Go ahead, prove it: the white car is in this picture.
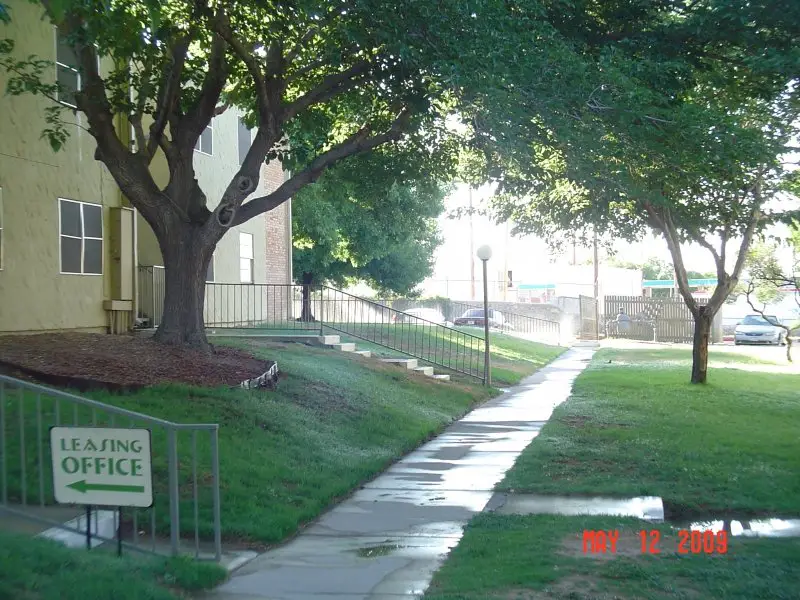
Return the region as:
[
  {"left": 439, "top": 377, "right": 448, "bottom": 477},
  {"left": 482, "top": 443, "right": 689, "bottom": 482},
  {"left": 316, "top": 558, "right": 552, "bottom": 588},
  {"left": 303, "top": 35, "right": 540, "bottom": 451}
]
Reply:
[
  {"left": 393, "top": 307, "right": 449, "bottom": 326},
  {"left": 734, "top": 314, "right": 786, "bottom": 346}
]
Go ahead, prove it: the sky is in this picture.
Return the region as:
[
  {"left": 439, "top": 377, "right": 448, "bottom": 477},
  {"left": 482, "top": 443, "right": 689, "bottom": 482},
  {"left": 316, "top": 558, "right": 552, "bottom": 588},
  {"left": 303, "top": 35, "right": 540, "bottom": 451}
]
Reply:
[{"left": 431, "top": 182, "right": 799, "bottom": 283}]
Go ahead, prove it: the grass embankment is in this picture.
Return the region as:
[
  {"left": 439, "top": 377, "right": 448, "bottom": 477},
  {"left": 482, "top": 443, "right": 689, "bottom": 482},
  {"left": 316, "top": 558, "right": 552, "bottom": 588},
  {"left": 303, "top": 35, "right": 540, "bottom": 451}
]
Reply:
[
  {"left": 5, "top": 339, "right": 517, "bottom": 546},
  {"left": 214, "top": 324, "right": 563, "bottom": 385},
  {"left": 0, "top": 530, "right": 226, "bottom": 600},
  {"left": 499, "top": 347, "right": 800, "bottom": 516},
  {"left": 425, "top": 347, "right": 800, "bottom": 600}
]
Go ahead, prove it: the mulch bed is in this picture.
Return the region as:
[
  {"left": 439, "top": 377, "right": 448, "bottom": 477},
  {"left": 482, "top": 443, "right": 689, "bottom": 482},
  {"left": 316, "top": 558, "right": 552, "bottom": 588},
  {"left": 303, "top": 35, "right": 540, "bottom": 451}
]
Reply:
[{"left": 0, "top": 333, "right": 272, "bottom": 390}]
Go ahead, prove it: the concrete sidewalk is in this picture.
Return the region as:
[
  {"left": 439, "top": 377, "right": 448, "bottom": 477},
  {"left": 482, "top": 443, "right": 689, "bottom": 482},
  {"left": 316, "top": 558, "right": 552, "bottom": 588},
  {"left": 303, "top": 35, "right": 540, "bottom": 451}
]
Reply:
[{"left": 204, "top": 347, "right": 594, "bottom": 600}]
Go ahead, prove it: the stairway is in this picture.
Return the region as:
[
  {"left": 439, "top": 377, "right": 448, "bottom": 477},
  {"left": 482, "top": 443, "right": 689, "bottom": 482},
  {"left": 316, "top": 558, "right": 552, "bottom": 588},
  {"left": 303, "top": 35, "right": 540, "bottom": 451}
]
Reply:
[{"left": 318, "top": 335, "right": 452, "bottom": 381}]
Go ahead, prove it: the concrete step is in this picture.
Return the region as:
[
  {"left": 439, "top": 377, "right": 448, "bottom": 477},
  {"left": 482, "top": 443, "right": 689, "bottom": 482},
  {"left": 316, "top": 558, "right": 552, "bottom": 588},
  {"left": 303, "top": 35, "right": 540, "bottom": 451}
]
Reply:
[
  {"left": 380, "top": 358, "right": 419, "bottom": 369},
  {"left": 353, "top": 350, "right": 372, "bottom": 358},
  {"left": 432, "top": 374, "right": 451, "bottom": 381},
  {"left": 318, "top": 335, "right": 341, "bottom": 345},
  {"left": 328, "top": 342, "right": 356, "bottom": 352},
  {"left": 413, "top": 366, "right": 435, "bottom": 376}
]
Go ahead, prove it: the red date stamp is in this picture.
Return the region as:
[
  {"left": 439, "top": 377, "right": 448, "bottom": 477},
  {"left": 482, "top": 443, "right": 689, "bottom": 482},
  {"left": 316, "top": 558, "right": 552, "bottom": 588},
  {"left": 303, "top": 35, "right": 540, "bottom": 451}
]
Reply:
[{"left": 582, "top": 529, "right": 728, "bottom": 555}]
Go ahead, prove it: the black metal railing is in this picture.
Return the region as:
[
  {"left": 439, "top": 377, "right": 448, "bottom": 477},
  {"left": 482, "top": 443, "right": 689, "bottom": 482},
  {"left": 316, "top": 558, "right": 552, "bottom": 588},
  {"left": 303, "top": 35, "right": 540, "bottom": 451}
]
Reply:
[
  {"left": 204, "top": 283, "right": 319, "bottom": 331},
  {"left": 137, "top": 280, "right": 489, "bottom": 380},
  {"left": 379, "top": 297, "right": 561, "bottom": 343},
  {"left": 318, "top": 286, "right": 486, "bottom": 380}
]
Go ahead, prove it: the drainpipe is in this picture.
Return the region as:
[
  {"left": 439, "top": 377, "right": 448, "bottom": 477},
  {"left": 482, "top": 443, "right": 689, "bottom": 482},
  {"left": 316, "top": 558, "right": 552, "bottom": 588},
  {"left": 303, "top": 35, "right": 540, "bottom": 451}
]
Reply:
[{"left": 132, "top": 207, "right": 139, "bottom": 323}]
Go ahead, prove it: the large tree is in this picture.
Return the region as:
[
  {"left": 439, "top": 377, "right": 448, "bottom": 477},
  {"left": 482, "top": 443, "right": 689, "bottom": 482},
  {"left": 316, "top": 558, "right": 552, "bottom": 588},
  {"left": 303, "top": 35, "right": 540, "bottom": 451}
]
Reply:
[
  {"left": 292, "top": 148, "right": 449, "bottom": 319},
  {"left": 461, "top": 0, "right": 800, "bottom": 383},
  {"left": 0, "top": 0, "right": 501, "bottom": 350}
]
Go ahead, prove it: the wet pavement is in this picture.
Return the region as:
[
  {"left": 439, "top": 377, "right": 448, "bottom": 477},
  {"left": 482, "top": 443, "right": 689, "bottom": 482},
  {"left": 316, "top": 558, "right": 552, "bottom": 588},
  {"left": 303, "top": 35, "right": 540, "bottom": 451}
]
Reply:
[{"left": 203, "top": 346, "right": 595, "bottom": 600}]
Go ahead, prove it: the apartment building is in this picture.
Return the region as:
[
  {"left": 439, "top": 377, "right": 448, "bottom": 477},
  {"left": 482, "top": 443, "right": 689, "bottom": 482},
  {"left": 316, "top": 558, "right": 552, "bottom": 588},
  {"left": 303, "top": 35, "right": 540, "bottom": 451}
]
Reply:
[{"left": 0, "top": 2, "right": 292, "bottom": 335}]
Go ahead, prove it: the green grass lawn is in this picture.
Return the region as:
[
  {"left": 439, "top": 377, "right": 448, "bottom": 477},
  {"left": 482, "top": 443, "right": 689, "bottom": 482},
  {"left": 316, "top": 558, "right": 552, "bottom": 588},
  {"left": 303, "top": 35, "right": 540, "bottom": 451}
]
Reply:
[
  {"left": 0, "top": 530, "right": 227, "bottom": 600},
  {"left": 615, "top": 345, "right": 783, "bottom": 366},
  {"left": 425, "top": 346, "right": 800, "bottom": 600},
  {"left": 6, "top": 339, "right": 540, "bottom": 546},
  {"left": 499, "top": 347, "right": 800, "bottom": 517},
  {"left": 424, "top": 514, "right": 800, "bottom": 600}
]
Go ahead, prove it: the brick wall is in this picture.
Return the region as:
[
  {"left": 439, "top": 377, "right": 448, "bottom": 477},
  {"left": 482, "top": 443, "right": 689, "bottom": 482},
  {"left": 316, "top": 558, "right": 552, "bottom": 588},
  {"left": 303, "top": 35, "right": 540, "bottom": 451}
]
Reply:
[{"left": 261, "top": 160, "right": 293, "bottom": 322}]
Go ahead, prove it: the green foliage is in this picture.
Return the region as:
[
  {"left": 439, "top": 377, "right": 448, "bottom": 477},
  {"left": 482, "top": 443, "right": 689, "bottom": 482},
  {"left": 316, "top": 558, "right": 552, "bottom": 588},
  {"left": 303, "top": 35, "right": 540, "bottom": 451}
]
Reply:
[
  {"left": 459, "top": 0, "right": 800, "bottom": 296},
  {"left": 292, "top": 147, "right": 451, "bottom": 295}
]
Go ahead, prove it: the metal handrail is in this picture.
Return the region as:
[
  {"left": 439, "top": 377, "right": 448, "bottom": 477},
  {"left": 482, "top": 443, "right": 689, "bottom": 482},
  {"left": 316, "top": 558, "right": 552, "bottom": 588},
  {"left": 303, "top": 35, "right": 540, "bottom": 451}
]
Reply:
[
  {"left": 319, "top": 285, "right": 486, "bottom": 380},
  {"left": 0, "top": 376, "right": 218, "bottom": 430},
  {"left": 322, "top": 287, "right": 485, "bottom": 342}
]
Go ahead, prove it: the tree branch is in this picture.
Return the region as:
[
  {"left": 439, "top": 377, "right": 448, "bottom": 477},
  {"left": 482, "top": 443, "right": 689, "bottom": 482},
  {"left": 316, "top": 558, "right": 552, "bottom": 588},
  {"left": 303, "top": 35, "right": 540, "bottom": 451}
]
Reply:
[
  {"left": 645, "top": 203, "right": 699, "bottom": 316},
  {"left": 284, "top": 3, "right": 349, "bottom": 66},
  {"left": 41, "top": 3, "right": 163, "bottom": 219},
  {"left": 212, "top": 10, "right": 275, "bottom": 127},
  {"left": 145, "top": 37, "right": 189, "bottom": 159},
  {"left": 231, "top": 109, "right": 411, "bottom": 226},
  {"left": 284, "top": 60, "right": 371, "bottom": 122},
  {"left": 176, "top": 32, "right": 228, "bottom": 149}
]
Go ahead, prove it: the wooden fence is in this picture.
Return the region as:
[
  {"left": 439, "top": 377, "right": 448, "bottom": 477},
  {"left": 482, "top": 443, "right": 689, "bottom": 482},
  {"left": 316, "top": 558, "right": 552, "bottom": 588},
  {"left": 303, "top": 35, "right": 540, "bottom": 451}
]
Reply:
[
  {"left": 579, "top": 295, "right": 599, "bottom": 340},
  {"left": 603, "top": 295, "right": 722, "bottom": 344}
]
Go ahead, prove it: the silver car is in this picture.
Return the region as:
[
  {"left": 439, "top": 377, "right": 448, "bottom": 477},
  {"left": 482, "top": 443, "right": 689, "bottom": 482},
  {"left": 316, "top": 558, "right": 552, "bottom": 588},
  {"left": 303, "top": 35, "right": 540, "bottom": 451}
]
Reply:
[{"left": 734, "top": 314, "right": 786, "bottom": 345}]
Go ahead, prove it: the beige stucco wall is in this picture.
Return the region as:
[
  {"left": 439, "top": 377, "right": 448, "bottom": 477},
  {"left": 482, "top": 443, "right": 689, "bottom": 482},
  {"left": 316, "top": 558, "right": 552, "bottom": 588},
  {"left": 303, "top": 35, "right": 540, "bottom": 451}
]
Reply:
[{"left": 0, "top": 2, "right": 122, "bottom": 334}]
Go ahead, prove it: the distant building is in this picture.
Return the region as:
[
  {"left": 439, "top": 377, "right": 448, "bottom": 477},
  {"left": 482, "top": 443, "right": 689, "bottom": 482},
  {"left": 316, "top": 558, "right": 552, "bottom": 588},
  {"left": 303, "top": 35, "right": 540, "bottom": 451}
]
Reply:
[{"left": 419, "top": 184, "right": 640, "bottom": 307}]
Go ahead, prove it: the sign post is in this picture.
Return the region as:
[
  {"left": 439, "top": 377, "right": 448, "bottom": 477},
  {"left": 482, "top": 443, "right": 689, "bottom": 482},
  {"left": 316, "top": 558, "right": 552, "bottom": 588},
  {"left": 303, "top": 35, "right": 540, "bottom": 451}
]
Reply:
[{"left": 50, "top": 427, "right": 153, "bottom": 554}]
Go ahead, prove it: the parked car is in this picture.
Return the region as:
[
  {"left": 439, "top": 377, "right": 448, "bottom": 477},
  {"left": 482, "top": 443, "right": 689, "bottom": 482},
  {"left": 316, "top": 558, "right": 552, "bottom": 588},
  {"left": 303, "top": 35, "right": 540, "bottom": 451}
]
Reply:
[
  {"left": 392, "top": 307, "right": 449, "bottom": 325},
  {"left": 734, "top": 314, "right": 786, "bottom": 345},
  {"left": 453, "top": 308, "right": 505, "bottom": 329}
]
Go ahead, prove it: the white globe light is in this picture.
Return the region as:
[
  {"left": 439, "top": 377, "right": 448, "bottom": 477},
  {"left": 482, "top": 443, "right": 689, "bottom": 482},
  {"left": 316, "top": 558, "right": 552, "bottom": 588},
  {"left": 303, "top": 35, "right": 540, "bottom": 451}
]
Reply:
[{"left": 476, "top": 245, "right": 493, "bottom": 261}]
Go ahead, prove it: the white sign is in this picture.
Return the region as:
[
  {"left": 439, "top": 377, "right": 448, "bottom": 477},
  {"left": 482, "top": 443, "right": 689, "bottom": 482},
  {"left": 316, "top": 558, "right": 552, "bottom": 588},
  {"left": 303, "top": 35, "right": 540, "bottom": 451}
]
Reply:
[{"left": 50, "top": 427, "right": 153, "bottom": 508}]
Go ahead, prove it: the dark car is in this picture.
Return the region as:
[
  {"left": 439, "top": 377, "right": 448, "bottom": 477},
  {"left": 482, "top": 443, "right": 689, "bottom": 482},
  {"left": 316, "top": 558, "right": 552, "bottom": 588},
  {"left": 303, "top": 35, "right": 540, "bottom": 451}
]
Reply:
[{"left": 453, "top": 308, "right": 505, "bottom": 329}]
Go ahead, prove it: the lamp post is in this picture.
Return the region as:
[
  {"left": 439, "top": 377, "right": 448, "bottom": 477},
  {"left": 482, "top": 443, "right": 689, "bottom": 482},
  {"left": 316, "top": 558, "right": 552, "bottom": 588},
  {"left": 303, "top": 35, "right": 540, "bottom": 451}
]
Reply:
[{"left": 476, "top": 244, "right": 492, "bottom": 386}]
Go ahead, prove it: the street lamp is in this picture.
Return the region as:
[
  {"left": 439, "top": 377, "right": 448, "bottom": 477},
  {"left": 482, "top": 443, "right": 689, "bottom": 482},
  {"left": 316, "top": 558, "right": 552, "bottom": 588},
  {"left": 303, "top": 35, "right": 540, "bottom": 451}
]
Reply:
[{"left": 476, "top": 244, "right": 492, "bottom": 386}]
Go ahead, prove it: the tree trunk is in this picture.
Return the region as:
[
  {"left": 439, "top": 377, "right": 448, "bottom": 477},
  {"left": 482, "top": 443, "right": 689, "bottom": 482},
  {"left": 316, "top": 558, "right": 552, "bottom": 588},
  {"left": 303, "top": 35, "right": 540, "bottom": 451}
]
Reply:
[
  {"left": 298, "top": 272, "right": 316, "bottom": 322},
  {"left": 691, "top": 307, "right": 713, "bottom": 384},
  {"left": 153, "top": 225, "right": 214, "bottom": 351}
]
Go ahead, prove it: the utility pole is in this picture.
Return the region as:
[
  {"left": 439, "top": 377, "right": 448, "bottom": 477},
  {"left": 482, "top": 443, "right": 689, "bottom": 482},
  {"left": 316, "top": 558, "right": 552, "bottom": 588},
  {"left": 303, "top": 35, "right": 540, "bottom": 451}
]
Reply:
[
  {"left": 503, "top": 221, "right": 509, "bottom": 301},
  {"left": 469, "top": 186, "right": 476, "bottom": 300},
  {"left": 593, "top": 228, "right": 600, "bottom": 340}
]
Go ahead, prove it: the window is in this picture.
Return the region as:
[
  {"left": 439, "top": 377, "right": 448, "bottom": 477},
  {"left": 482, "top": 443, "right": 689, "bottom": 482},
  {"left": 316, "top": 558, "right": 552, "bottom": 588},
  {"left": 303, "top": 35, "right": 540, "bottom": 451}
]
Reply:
[
  {"left": 507, "top": 270, "right": 513, "bottom": 288},
  {"left": 59, "top": 199, "right": 103, "bottom": 275},
  {"left": 239, "top": 232, "right": 253, "bottom": 283},
  {"left": 0, "top": 188, "right": 3, "bottom": 270},
  {"left": 741, "top": 315, "right": 779, "bottom": 326},
  {"left": 238, "top": 118, "right": 251, "bottom": 165},
  {"left": 195, "top": 124, "right": 213, "bottom": 155},
  {"left": 206, "top": 254, "right": 215, "bottom": 282},
  {"left": 55, "top": 29, "right": 80, "bottom": 107}
]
